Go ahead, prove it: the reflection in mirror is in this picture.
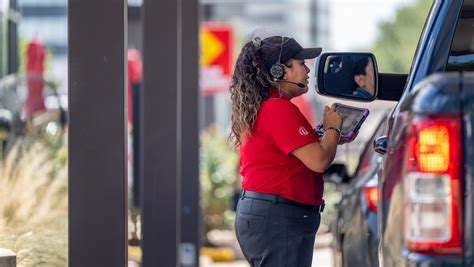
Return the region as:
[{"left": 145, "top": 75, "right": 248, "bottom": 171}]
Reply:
[{"left": 324, "top": 55, "right": 376, "bottom": 99}]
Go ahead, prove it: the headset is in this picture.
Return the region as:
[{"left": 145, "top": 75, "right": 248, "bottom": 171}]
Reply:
[
  {"left": 269, "top": 36, "right": 305, "bottom": 88},
  {"left": 269, "top": 36, "right": 286, "bottom": 81}
]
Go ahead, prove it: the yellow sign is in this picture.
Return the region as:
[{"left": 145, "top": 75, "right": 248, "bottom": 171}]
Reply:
[{"left": 200, "top": 28, "right": 224, "bottom": 66}]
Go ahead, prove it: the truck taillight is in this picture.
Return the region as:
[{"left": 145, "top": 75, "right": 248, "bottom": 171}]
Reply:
[
  {"left": 404, "top": 116, "right": 463, "bottom": 255},
  {"left": 363, "top": 186, "right": 379, "bottom": 212}
]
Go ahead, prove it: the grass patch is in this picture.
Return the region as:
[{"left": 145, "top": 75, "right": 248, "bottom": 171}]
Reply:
[{"left": 0, "top": 138, "right": 68, "bottom": 267}]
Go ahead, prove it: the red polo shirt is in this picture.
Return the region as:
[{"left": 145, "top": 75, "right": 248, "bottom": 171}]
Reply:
[{"left": 240, "top": 89, "right": 324, "bottom": 205}]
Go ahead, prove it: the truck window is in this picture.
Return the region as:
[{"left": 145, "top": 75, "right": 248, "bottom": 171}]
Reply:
[{"left": 447, "top": 0, "right": 474, "bottom": 71}]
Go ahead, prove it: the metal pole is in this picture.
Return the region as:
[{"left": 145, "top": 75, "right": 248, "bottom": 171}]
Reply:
[
  {"left": 179, "top": 0, "right": 200, "bottom": 265},
  {"left": 141, "top": 0, "right": 180, "bottom": 265},
  {"left": 68, "top": 0, "right": 128, "bottom": 266}
]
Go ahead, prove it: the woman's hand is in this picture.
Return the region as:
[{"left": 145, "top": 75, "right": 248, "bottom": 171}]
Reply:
[
  {"left": 323, "top": 105, "right": 343, "bottom": 130},
  {"left": 292, "top": 105, "right": 342, "bottom": 173}
]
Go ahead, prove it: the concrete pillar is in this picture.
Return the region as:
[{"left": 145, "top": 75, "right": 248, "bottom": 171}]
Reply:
[{"left": 0, "top": 249, "right": 16, "bottom": 267}]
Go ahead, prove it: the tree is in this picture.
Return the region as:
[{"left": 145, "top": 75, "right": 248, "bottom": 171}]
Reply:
[{"left": 372, "top": 0, "right": 432, "bottom": 73}]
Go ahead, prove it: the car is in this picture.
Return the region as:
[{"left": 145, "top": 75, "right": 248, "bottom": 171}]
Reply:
[
  {"left": 316, "top": 0, "right": 474, "bottom": 266},
  {"left": 328, "top": 114, "right": 387, "bottom": 267}
]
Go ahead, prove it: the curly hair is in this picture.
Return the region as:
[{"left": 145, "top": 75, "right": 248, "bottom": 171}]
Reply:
[{"left": 229, "top": 36, "right": 282, "bottom": 148}]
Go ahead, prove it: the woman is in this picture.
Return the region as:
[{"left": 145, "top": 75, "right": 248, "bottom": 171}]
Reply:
[{"left": 230, "top": 36, "right": 346, "bottom": 267}]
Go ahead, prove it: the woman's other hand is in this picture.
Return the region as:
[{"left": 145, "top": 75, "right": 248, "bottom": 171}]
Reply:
[{"left": 323, "top": 105, "right": 342, "bottom": 130}]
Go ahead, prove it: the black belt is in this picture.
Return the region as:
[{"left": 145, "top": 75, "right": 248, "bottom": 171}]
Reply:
[{"left": 241, "top": 190, "right": 325, "bottom": 213}]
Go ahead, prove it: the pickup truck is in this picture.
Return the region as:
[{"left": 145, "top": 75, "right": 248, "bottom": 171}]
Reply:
[{"left": 316, "top": 0, "right": 474, "bottom": 266}]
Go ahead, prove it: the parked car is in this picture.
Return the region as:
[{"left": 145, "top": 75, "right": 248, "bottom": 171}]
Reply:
[
  {"left": 329, "top": 114, "right": 387, "bottom": 267},
  {"left": 316, "top": 0, "right": 474, "bottom": 266}
]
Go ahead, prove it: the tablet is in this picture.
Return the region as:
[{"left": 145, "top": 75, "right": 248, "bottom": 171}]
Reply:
[{"left": 315, "top": 103, "right": 369, "bottom": 141}]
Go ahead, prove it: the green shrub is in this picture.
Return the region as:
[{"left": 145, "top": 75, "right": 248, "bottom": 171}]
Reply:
[{"left": 200, "top": 127, "right": 239, "bottom": 241}]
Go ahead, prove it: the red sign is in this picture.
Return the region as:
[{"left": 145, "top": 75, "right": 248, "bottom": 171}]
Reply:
[
  {"left": 200, "top": 24, "right": 233, "bottom": 95},
  {"left": 25, "top": 38, "right": 46, "bottom": 120}
]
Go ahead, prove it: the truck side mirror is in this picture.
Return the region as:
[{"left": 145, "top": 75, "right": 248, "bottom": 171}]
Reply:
[
  {"left": 374, "top": 135, "right": 388, "bottom": 155},
  {"left": 315, "top": 52, "right": 379, "bottom": 102}
]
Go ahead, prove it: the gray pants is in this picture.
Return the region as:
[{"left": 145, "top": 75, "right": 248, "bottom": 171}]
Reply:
[{"left": 235, "top": 196, "right": 321, "bottom": 267}]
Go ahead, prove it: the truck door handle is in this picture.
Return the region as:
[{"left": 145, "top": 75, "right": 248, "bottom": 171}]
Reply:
[{"left": 374, "top": 135, "right": 388, "bottom": 155}]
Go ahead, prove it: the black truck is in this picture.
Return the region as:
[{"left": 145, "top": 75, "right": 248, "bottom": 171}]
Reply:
[{"left": 316, "top": 0, "right": 474, "bottom": 266}]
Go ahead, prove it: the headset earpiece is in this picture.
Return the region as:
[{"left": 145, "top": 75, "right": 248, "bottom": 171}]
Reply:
[
  {"left": 270, "top": 63, "right": 285, "bottom": 81},
  {"left": 270, "top": 36, "right": 286, "bottom": 81}
]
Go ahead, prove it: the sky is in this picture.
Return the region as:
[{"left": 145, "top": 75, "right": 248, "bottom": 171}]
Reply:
[{"left": 329, "top": 0, "right": 418, "bottom": 51}]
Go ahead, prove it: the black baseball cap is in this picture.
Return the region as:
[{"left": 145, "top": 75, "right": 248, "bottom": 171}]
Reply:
[{"left": 258, "top": 36, "right": 322, "bottom": 73}]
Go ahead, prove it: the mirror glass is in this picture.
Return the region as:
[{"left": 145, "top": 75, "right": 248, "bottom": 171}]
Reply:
[{"left": 323, "top": 55, "right": 376, "bottom": 99}]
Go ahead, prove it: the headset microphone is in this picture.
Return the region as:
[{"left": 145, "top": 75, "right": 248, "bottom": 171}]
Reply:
[{"left": 279, "top": 80, "right": 306, "bottom": 88}]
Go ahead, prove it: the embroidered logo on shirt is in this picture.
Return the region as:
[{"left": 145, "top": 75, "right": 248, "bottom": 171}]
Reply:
[{"left": 299, "top": 127, "right": 309, "bottom": 136}]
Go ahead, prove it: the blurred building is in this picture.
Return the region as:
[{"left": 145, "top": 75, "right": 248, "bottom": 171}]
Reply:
[
  {"left": 200, "top": 0, "right": 331, "bottom": 133},
  {"left": 17, "top": 0, "right": 143, "bottom": 94},
  {"left": 202, "top": 0, "right": 330, "bottom": 48},
  {"left": 18, "top": 0, "right": 67, "bottom": 93},
  {"left": 19, "top": 0, "right": 67, "bottom": 55}
]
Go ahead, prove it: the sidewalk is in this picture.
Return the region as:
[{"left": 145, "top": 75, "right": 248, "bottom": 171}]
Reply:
[
  {"left": 202, "top": 232, "right": 335, "bottom": 267},
  {"left": 202, "top": 247, "right": 334, "bottom": 267}
]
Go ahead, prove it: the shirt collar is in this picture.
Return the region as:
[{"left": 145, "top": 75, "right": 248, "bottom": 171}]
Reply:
[{"left": 269, "top": 87, "right": 290, "bottom": 99}]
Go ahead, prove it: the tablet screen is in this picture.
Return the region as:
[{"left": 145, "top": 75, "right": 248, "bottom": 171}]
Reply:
[{"left": 336, "top": 106, "right": 364, "bottom": 136}]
